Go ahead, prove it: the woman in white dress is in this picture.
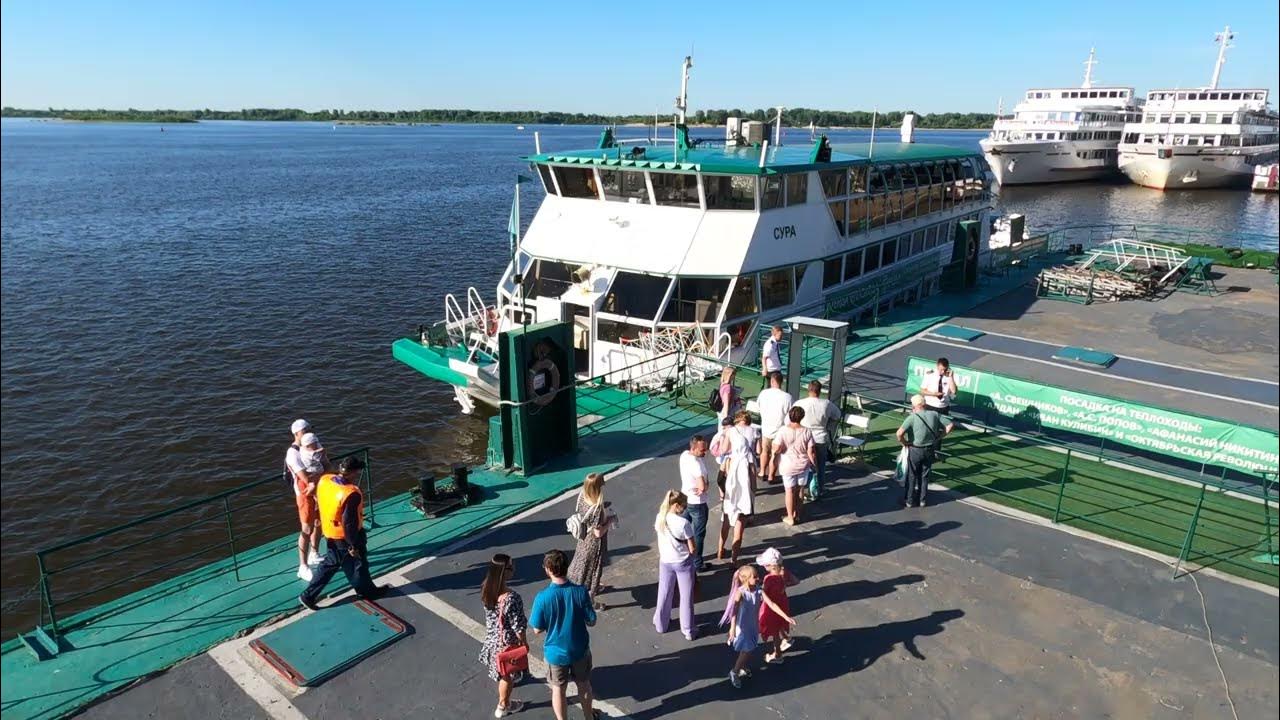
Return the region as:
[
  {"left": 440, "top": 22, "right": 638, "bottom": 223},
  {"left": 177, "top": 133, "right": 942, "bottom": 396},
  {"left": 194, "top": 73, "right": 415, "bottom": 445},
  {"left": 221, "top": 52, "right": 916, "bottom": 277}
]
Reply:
[{"left": 716, "top": 410, "right": 759, "bottom": 565}]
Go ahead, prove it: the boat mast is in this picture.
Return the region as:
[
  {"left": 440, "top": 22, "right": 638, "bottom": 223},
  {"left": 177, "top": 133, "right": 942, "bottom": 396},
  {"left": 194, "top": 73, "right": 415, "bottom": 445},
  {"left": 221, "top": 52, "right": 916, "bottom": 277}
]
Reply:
[
  {"left": 1210, "top": 26, "right": 1233, "bottom": 89},
  {"left": 1081, "top": 47, "right": 1097, "bottom": 88},
  {"left": 773, "top": 106, "right": 785, "bottom": 146},
  {"left": 868, "top": 107, "right": 878, "bottom": 159},
  {"left": 675, "top": 55, "right": 692, "bottom": 125}
]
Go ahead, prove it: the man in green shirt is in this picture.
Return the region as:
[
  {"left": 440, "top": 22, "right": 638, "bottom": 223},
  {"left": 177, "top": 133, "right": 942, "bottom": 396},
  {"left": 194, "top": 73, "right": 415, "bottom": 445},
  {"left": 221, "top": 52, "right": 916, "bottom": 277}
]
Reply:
[{"left": 896, "top": 394, "right": 954, "bottom": 508}]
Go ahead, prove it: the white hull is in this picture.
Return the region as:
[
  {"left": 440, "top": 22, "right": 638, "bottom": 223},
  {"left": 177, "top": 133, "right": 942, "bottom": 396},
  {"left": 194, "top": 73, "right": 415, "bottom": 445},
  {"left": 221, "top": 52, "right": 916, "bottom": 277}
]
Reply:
[
  {"left": 1117, "top": 145, "right": 1280, "bottom": 190},
  {"left": 980, "top": 140, "right": 1119, "bottom": 186}
]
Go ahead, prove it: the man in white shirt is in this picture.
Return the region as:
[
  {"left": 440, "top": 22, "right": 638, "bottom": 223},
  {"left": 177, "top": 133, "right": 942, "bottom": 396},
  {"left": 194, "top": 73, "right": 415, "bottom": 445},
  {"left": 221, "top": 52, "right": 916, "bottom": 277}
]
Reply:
[
  {"left": 920, "top": 357, "right": 956, "bottom": 412},
  {"left": 793, "top": 380, "right": 841, "bottom": 500},
  {"left": 760, "top": 325, "right": 784, "bottom": 377},
  {"left": 755, "top": 372, "right": 793, "bottom": 484},
  {"left": 678, "top": 435, "right": 711, "bottom": 571}
]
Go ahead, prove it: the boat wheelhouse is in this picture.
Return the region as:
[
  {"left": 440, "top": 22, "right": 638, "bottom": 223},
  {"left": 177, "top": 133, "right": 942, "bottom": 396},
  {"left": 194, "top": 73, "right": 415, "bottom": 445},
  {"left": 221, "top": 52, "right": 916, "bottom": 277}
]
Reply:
[
  {"left": 980, "top": 49, "right": 1142, "bottom": 185},
  {"left": 1117, "top": 27, "right": 1280, "bottom": 190}
]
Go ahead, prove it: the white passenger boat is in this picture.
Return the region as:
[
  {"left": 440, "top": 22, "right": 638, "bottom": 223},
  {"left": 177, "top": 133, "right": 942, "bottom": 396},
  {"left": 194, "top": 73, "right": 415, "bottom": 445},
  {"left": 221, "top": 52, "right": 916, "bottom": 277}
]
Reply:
[
  {"left": 980, "top": 49, "right": 1141, "bottom": 186},
  {"left": 1117, "top": 27, "right": 1280, "bottom": 190},
  {"left": 396, "top": 59, "right": 994, "bottom": 413}
]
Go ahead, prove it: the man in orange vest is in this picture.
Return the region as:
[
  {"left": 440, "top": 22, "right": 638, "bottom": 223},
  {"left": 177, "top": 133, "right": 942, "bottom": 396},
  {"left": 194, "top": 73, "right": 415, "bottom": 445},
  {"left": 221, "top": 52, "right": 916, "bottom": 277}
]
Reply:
[{"left": 299, "top": 455, "right": 385, "bottom": 609}]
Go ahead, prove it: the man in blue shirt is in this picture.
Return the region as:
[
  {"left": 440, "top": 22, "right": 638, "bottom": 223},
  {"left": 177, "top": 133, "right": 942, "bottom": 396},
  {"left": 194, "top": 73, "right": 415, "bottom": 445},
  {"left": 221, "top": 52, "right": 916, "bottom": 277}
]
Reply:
[{"left": 529, "top": 549, "right": 598, "bottom": 720}]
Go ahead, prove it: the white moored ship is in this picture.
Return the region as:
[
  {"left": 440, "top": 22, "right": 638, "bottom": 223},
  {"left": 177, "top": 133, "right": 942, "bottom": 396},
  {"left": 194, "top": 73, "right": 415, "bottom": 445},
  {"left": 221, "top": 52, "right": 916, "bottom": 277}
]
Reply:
[
  {"left": 1118, "top": 27, "right": 1280, "bottom": 190},
  {"left": 980, "top": 49, "right": 1141, "bottom": 186},
  {"left": 394, "top": 59, "right": 994, "bottom": 413}
]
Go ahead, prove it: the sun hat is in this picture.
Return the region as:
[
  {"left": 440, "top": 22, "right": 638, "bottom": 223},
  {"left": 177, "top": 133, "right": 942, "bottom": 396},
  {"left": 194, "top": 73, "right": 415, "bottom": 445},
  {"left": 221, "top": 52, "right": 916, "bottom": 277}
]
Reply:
[
  {"left": 300, "top": 433, "right": 323, "bottom": 451},
  {"left": 291, "top": 418, "right": 311, "bottom": 434},
  {"left": 755, "top": 547, "right": 782, "bottom": 567}
]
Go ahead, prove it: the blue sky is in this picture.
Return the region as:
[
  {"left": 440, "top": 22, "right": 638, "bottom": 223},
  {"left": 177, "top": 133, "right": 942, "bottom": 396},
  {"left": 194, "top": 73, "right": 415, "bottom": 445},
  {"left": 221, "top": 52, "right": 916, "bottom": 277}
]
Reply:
[{"left": 1, "top": 0, "right": 1276, "bottom": 113}]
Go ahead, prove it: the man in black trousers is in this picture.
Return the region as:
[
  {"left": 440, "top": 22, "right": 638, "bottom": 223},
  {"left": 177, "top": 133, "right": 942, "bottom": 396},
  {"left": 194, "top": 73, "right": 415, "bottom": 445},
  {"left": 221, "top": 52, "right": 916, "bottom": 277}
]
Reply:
[
  {"left": 299, "top": 455, "right": 386, "bottom": 609},
  {"left": 896, "top": 393, "right": 954, "bottom": 508}
]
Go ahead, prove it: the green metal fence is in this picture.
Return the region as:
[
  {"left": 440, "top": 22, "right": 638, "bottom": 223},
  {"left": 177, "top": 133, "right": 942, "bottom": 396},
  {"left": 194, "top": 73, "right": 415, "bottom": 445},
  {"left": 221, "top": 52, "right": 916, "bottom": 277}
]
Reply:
[
  {"left": 1031, "top": 223, "right": 1278, "bottom": 256},
  {"left": 21, "top": 448, "right": 374, "bottom": 648},
  {"left": 845, "top": 394, "right": 1279, "bottom": 585}
]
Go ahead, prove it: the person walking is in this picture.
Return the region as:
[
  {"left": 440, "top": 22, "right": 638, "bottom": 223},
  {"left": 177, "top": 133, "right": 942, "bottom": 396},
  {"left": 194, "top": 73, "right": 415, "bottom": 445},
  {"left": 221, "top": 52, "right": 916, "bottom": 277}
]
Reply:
[
  {"left": 567, "top": 473, "right": 612, "bottom": 610},
  {"left": 653, "top": 490, "right": 698, "bottom": 640},
  {"left": 298, "top": 456, "right": 386, "bottom": 609},
  {"left": 678, "top": 436, "right": 711, "bottom": 571},
  {"left": 792, "top": 381, "right": 841, "bottom": 500},
  {"left": 717, "top": 411, "right": 759, "bottom": 565},
  {"left": 723, "top": 563, "right": 794, "bottom": 688},
  {"left": 760, "top": 325, "right": 784, "bottom": 377},
  {"left": 756, "top": 371, "right": 793, "bottom": 485},
  {"left": 756, "top": 548, "right": 797, "bottom": 663},
  {"left": 920, "top": 357, "right": 956, "bottom": 413},
  {"left": 771, "top": 407, "right": 816, "bottom": 526},
  {"left": 716, "top": 366, "right": 742, "bottom": 421},
  {"left": 529, "top": 550, "right": 598, "bottom": 720},
  {"left": 896, "top": 394, "right": 955, "bottom": 508},
  {"left": 284, "top": 419, "right": 322, "bottom": 582},
  {"left": 479, "top": 553, "right": 528, "bottom": 718}
]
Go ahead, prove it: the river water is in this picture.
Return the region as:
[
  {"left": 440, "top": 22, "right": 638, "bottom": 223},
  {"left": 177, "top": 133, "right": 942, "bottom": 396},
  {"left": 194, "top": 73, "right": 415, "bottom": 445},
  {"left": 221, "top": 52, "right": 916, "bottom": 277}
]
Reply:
[{"left": 1, "top": 119, "right": 1276, "bottom": 633}]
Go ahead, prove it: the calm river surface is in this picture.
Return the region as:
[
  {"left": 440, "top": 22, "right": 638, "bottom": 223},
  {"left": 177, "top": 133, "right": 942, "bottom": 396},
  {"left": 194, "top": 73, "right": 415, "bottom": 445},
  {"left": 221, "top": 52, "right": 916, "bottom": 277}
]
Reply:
[{"left": 1, "top": 119, "right": 1277, "bottom": 633}]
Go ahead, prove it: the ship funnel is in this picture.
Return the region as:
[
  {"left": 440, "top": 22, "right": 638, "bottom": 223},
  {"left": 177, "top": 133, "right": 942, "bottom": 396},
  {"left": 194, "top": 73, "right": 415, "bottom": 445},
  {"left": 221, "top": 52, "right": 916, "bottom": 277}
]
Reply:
[{"left": 900, "top": 113, "right": 917, "bottom": 143}]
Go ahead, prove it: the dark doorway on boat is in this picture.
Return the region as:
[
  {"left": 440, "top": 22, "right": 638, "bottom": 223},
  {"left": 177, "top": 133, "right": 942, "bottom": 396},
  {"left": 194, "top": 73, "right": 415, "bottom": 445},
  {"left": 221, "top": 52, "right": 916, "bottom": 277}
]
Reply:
[{"left": 569, "top": 304, "right": 591, "bottom": 377}]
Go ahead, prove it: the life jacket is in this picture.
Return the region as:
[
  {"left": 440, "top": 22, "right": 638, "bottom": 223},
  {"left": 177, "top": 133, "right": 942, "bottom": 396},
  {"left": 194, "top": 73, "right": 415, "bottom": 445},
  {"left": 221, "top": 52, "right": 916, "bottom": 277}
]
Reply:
[{"left": 316, "top": 473, "right": 362, "bottom": 540}]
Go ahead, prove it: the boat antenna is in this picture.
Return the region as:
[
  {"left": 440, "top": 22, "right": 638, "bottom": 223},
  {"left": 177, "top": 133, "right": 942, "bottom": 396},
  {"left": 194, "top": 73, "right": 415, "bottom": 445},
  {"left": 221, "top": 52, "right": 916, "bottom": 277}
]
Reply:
[
  {"left": 773, "top": 106, "right": 785, "bottom": 147},
  {"left": 675, "top": 55, "right": 693, "bottom": 125},
  {"left": 1210, "top": 25, "right": 1233, "bottom": 89},
  {"left": 868, "top": 107, "right": 878, "bottom": 159},
  {"left": 1081, "top": 47, "right": 1097, "bottom": 88},
  {"left": 996, "top": 97, "right": 1003, "bottom": 122}
]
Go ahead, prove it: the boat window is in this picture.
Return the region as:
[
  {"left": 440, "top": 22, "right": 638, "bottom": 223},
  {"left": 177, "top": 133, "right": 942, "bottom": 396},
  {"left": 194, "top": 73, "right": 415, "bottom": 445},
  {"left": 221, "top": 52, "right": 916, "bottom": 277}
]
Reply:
[
  {"left": 785, "top": 174, "right": 808, "bottom": 205},
  {"left": 1189, "top": 114, "right": 1202, "bottom": 124},
  {"left": 820, "top": 169, "right": 847, "bottom": 197},
  {"left": 725, "top": 275, "right": 759, "bottom": 319},
  {"left": 867, "top": 166, "right": 886, "bottom": 194},
  {"left": 843, "top": 249, "right": 863, "bottom": 281},
  {"left": 759, "top": 268, "right": 795, "bottom": 310},
  {"left": 650, "top": 173, "right": 701, "bottom": 208},
  {"left": 848, "top": 197, "right": 867, "bottom": 234},
  {"left": 794, "top": 263, "right": 808, "bottom": 289},
  {"left": 522, "top": 259, "right": 578, "bottom": 298},
  {"left": 823, "top": 257, "right": 843, "bottom": 288},
  {"left": 898, "top": 236, "right": 912, "bottom": 260},
  {"left": 911, "top": 230, "right": 925, "bottom": 255},
  {"left": 863, "top": 245, "right": 880, "bottom": 273},
  {"left": 706, "top": 174, "right": 757, "bottom": 210},
  {"left": 600, "top": 170, "right": 650, "bottom": 204},
  {"left": 661, "top": 277, "right": 730, "bottom": 323},
  {"left": 553, "top": 167, "right": 598, "bottom": 199},
  {"left": 596, "top": 317, "right": 651, "bottom": 346},
  {"left": 1172, "top": 114, "right": 1186, "bottom": 124},
  {"left": 536, "top": 165, "right": 557, "bottom": 195},
  {"left": 849, "top": 166, "right": 869, "bottom": 194},
  {"left": 602, "top": 272, "right": 671, "bottom": 319},
  {"left": 759, "top": 176, "right": 783, "bottom": 210},
  {"left": 1230, "top": 92, "right": 1241, "bottom": 100},
  {"left": 881, "top": 240, "right": 897, "bottom": 267},
  {"left": 828, "top": 200, "right": 847, "bottom": 235}
]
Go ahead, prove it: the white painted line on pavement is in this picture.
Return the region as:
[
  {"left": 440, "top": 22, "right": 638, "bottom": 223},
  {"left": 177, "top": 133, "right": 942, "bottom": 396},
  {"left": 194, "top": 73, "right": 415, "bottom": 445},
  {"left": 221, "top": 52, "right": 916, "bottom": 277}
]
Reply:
[
  {"left": 918, "top": 337, "right": 1278, "bottom": 409},
  {"left": 963, "top": 326, "right": 1280, "bottom": 386},
  {"left": 387, "top": 572, "right": 634, "bottom": 719},
  {"left": 208, "top": 635, "right": 310, "bottom": 720}
]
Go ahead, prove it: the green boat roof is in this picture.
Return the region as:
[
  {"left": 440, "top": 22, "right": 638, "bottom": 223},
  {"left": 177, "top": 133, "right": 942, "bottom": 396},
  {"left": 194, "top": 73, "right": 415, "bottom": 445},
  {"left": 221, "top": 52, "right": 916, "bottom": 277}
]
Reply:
[{"left": 525, "top": 141, "right": 980, "bottom": 175}]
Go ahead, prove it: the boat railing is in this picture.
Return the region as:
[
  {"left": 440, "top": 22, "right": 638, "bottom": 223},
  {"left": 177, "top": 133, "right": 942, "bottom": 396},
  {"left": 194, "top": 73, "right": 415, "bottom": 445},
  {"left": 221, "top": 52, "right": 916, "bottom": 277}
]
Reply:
[
  {"left": 1031, "top": 223, "right": 1279, "bottom": 255},
  {"left": 12, "top": 448, "right": 375, "bottom": 652}
]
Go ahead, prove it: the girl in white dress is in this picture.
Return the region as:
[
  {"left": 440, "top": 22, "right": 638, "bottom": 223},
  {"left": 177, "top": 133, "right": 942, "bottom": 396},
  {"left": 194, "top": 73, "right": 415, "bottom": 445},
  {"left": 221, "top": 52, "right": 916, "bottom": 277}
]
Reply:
[{"left": 717, "top": 410, "right": 759, "bottom": 565}]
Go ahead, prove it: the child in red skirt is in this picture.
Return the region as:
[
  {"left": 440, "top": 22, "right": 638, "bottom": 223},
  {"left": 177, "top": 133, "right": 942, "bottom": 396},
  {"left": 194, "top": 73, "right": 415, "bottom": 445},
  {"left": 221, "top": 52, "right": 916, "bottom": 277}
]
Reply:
[{"left": 756, "top": 547, "right": 797, "bottom": 662}]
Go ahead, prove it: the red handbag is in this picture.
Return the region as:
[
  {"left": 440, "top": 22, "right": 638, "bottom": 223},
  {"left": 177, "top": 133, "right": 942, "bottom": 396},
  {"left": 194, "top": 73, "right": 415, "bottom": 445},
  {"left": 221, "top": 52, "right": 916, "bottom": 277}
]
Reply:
[{"left": 495, "top": 595, "right": 528, "bottom": 677}]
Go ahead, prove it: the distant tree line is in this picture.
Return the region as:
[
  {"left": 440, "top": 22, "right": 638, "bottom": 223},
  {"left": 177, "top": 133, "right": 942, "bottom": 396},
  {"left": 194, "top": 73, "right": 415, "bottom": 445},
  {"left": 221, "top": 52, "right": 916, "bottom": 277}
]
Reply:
[{"left": 1, "top": 106, "right": 995, "bottom": 128}]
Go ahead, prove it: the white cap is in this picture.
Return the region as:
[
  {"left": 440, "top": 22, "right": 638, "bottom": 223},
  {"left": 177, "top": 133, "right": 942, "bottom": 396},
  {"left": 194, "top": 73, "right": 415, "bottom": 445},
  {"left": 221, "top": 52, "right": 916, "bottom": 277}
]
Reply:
[
  {"left": 300, "top": 433, "right": 323, "bottom": 450},
  {"left": 755, "top": 547, "right": 782, "bottom": 567},
  {"left": 291, "top": 419, "right": 311, "bottom": 435},
  {"left": 910, "top": 394, "right": 926, "bottom": 407}
]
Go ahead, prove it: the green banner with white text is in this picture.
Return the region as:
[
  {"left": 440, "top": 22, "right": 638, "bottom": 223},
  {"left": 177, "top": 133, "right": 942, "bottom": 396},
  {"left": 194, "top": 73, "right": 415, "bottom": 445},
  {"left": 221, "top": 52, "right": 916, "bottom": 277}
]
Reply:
[{"left": 905, "top": 357, "right": 1279, "bottom": 474}]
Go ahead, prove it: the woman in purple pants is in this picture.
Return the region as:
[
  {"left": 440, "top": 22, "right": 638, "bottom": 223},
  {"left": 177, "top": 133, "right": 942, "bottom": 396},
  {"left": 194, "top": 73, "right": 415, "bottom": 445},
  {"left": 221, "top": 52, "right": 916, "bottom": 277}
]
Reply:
[{"left": 653, "top": 490, "right": 698, "bottom": 640}]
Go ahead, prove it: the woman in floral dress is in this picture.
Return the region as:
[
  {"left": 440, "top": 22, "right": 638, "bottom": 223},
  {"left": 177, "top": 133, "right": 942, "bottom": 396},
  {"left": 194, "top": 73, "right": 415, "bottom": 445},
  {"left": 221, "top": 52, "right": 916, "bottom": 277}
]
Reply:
[
  {"left": 567, "top": 472, "right": 611, "bottom": 609},
  {"left": 478, "top": 553, "right": 527, "bottom": 718}
]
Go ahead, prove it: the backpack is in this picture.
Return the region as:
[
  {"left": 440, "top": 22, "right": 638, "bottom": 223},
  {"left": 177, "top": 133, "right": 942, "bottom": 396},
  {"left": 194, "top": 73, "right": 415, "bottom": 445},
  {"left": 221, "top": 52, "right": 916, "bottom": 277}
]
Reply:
[
  {"left": 566, "top": 493, "right": 589, "bottom": 540},
  {"left": 708, "top": 384, "right": 725, "bottom": 413},
  {"left": 283, "top": 443, "right": 300, "bottom": 494}
]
